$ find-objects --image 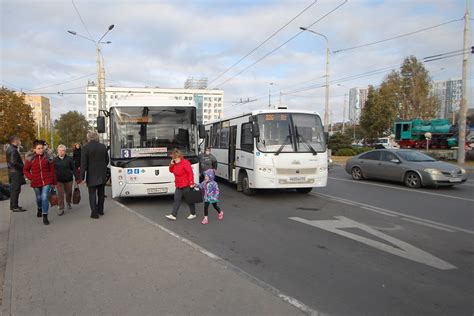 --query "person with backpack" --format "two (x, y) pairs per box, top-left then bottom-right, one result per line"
(53, 144), (76, 216)
(23, 140), (57, 225)
(200, 169), (223, 225)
